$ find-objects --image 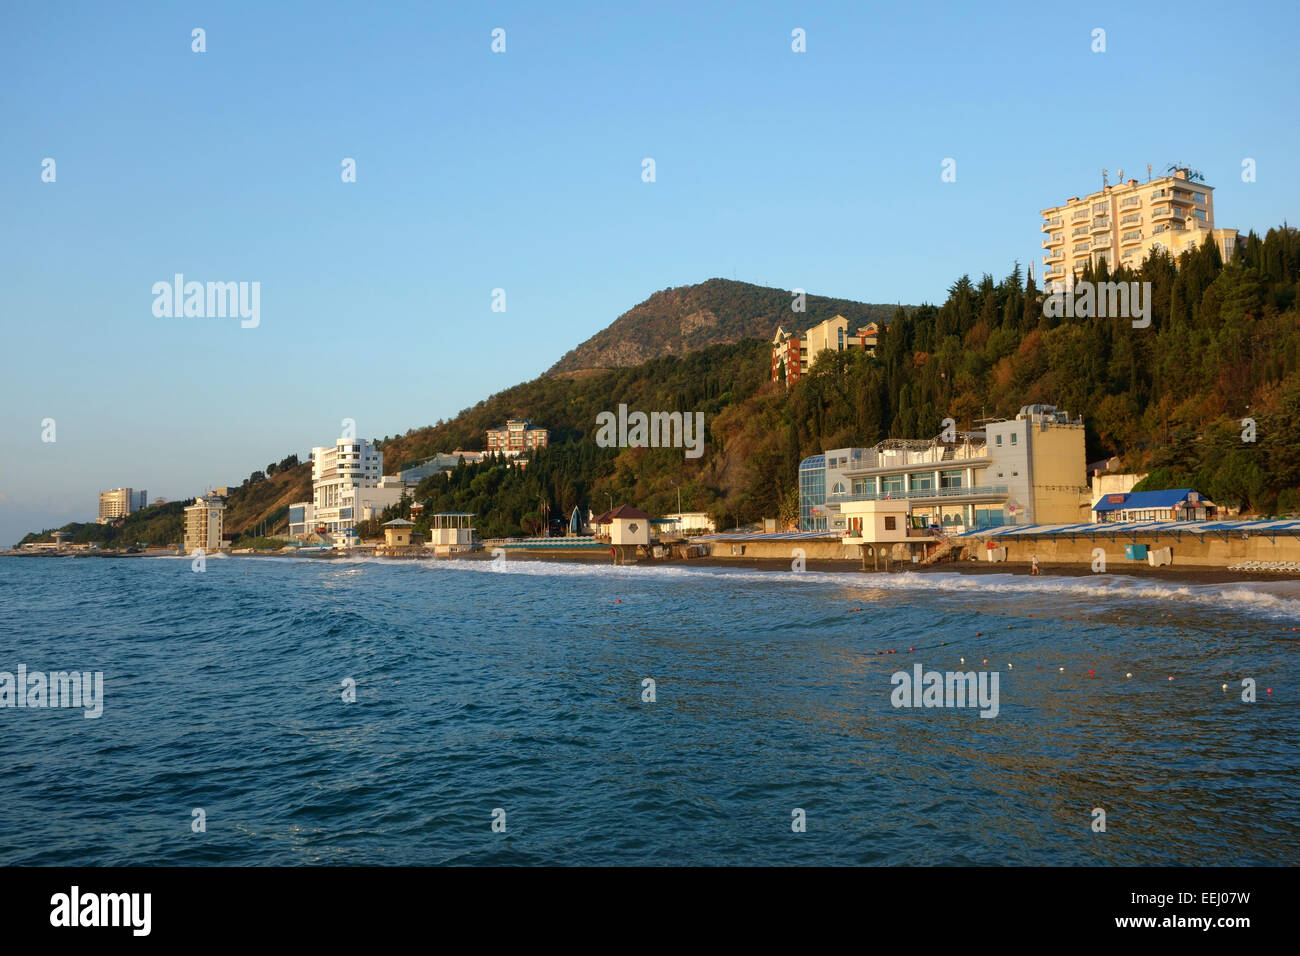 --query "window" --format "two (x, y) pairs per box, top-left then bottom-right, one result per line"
(995, 435), (1003, 446)
(884, 516), (897, 531)
(939, 470), (963, 489)
(882, 475), (905, 494)
(831, 481), (845, 495)
(909, 473), (934, 492)
(1010, 434), (1018, 445)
